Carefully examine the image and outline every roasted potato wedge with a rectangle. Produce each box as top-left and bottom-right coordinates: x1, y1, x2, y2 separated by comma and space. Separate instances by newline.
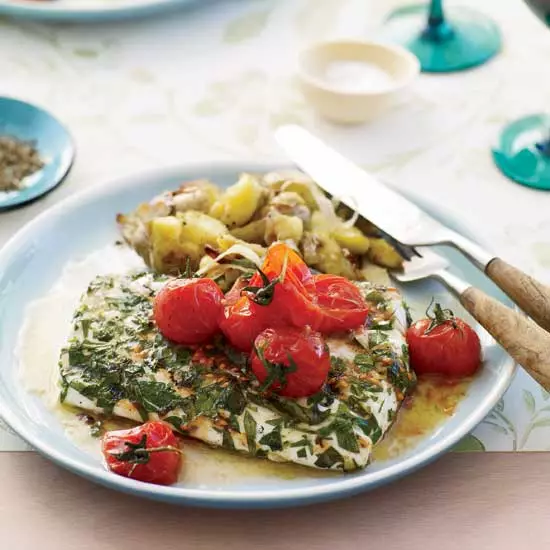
149, 216, 198, 274
209, 173, 265, 227
172, 179, 221, 214
366, 238, 404, 269
270, 191, 310, 221
301, 231, 357, 279
230, 218, 266, 244
178, 211, 228, 249
265, 211, 304, 245
148, 212, 227, 274
332, 225, 370, 255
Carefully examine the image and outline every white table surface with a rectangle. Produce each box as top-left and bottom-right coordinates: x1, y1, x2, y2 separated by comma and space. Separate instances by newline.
1, 0, 550, 452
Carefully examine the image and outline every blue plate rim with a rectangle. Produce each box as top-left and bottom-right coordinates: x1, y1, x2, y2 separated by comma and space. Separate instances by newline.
0, 0, 206, 21
0, 96, 75, 210
0, 162, 517, 508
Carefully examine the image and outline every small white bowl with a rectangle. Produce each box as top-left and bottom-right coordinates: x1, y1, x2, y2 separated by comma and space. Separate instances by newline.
297, 39, 420, 124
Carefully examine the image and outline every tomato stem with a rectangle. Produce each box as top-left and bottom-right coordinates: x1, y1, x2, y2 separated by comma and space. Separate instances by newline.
180, 257, 200, 279
424, 300, 457, 334
240, 252, 290, 306
109, 434, 183, 465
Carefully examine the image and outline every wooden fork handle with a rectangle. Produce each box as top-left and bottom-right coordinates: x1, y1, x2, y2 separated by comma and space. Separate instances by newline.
461, 286, 550, 391
486, 258, 550, 333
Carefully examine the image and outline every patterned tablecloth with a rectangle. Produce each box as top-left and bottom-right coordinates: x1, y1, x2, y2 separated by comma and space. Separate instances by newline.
1, 0, 550, 453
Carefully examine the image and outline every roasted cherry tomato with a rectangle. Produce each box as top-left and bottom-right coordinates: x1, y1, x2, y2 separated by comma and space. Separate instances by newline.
406, 302, 481, 377
251, 326, 330, 398
223, 275, 249, 308
249, 242, 315, 294
154, 277, 223, 345
220, 294, 269, 351
221, 244, 323, 350
246, 243, 322, 329
102, 421, 182, 486
313, 274, 369, 333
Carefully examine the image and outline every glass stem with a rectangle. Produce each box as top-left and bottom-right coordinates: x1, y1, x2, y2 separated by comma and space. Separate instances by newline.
427, 0, 445, 27
423, 0, 452, 42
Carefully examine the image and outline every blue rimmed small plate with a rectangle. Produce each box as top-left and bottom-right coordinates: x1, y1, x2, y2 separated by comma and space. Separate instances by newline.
0, 97, 75, 210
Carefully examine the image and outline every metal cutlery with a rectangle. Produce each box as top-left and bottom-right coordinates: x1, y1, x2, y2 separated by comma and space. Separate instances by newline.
274, 124, 550, 334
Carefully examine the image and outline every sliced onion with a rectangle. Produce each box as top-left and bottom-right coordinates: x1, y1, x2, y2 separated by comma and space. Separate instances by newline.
195, 243, 264, 277
307, 182, 339, 228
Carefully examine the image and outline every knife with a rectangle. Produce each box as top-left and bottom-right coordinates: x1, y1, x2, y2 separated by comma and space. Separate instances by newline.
274, 124, 550, 332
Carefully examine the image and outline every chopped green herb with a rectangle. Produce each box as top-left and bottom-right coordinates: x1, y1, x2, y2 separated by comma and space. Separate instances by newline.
369, 319, 393, 330
314, 447, 343, 469
81, 319, 92, 338
365, 289, 386, 304
403, 301, 413, 327
329, 355, 347, 376
222, 430, 235, 451
290, 435, 314, 454
357, 414, 382, 443
259, 425, 283, 451
128, 380, 186, 415
319, 417, 360, 453
228, 414, 240, 431
266, 418, 284, 428
368, 332, 389, 347
164, 415, 184, 431
243, 411, 257, 455
354, 354, 375, 371
253, 345, 298, 393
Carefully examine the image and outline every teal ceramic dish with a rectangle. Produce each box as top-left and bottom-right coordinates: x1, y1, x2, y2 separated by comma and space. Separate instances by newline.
0, 163, 516, 509
0, 0, 212, 21
0, 97, 74, 210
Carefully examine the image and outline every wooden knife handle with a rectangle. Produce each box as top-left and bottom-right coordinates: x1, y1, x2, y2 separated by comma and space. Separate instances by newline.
461, 286, 550, 391
486, 258, 550, 333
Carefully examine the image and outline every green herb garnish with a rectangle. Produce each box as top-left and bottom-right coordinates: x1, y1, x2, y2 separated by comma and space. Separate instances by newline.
253, 345, 298, 393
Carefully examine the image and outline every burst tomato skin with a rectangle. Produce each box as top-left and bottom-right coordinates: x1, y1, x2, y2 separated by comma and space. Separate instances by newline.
247, 242, 324, 330
102, 422, 182, 486
251, 326, 330, 398
313, 274, 369, 333
248, 242, 315, 291
220, 294, 269, 351
406, 317, 481, 377
223, 276, 249, 308
154, 278, 223, 345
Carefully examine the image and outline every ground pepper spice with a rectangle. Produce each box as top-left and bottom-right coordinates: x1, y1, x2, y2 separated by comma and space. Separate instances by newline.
0, 135, 44, 192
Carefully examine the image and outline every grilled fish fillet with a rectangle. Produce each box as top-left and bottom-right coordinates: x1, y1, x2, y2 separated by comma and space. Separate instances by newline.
59, 272, 415, 472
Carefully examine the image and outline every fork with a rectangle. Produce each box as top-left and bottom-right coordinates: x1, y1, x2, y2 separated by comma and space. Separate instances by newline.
392, 246, 550, 391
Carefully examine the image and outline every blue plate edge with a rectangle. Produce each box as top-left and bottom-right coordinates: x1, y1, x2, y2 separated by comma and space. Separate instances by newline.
0, 161, 517, 509
0, 0, 209, 21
